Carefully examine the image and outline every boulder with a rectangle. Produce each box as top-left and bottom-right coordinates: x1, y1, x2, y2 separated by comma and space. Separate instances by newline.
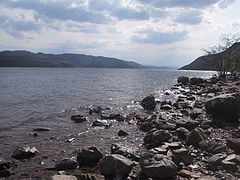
199, 140, 228, 154
71, 115, 87, 123
186, 128, 207, 145
55, 158, 78, 170
172, 148, 193, 165
176, 119, 199, 130
77, 147, 103, 167
176, 127, 190, 140
205, 93, 240, 122
190, 77, 204, 85
111, 143, 140, 161
140, 154, 178, 178
143, 128, 172, 149
99, 154, 133, 178
140, 95, 156, 110
12, 146, 38, 159
227, 138, 240, 154
177, 76, 189, 85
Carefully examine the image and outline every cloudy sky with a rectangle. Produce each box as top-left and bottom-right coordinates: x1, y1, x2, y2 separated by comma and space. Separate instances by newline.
0, 0, 240, 67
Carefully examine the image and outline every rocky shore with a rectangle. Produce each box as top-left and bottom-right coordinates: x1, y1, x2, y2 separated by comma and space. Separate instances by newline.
2, 73, 240, 180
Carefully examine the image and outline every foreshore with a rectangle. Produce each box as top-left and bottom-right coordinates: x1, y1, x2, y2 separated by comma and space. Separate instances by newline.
1, 73, 240, 180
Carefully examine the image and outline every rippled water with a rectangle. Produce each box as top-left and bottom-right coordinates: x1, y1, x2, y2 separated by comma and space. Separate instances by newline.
0, 67, 215, 129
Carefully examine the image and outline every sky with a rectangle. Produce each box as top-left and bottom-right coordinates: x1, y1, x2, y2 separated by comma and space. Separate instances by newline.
0, 0, 240, 67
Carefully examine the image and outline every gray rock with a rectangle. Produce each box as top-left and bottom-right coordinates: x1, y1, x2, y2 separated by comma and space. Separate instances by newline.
76, 174, 104, 180
221, 159, 238, 172
190, 77, 204, 85
111, 143, 140, 161
143, 128, 172, 149
33, 128, 50, 132
199, 140, 228, 154
0, 158, 11, 178
186, 127, 207, 145
177, 76, 189, 85
161, 104, 172, 110
140, 154, 178, 178
224, 154, 240, 165
138, 121, 156, 132
176, 119, 199, 130
91, 120, 111, 128
55, 158, 78, 170
12, 146, 38, 159
205, 93, 240, 122
71, 115, 87, 123
140, 95, 156, 110
190, 108, 203, 119
208, 153, 227, 168
176, 127, 190, 140
227, 138, 240, 154
99, 154, 133, 178
51, 175, 78, 180
77, 147, 103, 167
172, 148, 193, 165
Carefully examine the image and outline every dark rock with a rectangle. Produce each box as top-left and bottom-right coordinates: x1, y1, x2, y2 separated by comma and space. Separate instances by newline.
224, 154, 240, 165
143, 128, 172, 149
111, 143, 140, 161
186, 127, 207, 145
221, 159, 238, 172
71, 115, 87, 123
190, 77, 204, 85
159, 122, 177, 130
0, 169, 11, 178
140, 154, 178, 178
51, 175, 78, 180
177, 76, 189, 85
205, 93, 240, 122
138, 121, 157, 132
199, 140, 228, 154
91, 120, 111, 128
0, 158, 12, 178
99, 154, 133, 178
76, 174, 103, 180
176, 127, 190, 140
176, 119, 199, 130
108, 114, 125, 121
89, 106, 102, 115
55, 158, 78, 170
208, 153, 227, 168
172, 148, 193, 165
140, 95, 156, 110
77, 147, 103, 167
12, 146, 38, 159
33, 128, 50, 132
179, 169, 201, 179
117, 130, 128, 137
190, 108, 203, 119
227, 138, 240, 154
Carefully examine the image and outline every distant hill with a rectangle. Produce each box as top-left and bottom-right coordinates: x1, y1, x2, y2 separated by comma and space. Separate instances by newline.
180, 42, 240, 71
145, 65, 178, 70
0, 50, 144, 68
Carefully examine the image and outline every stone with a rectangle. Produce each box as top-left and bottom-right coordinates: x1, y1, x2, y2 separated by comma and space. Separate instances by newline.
190, 108, 203, 119
140, 154, 178, 178
177, 76, 189, 85
176, 127, 190, 140
172, 148, 193, 165
227, 138, 240, 154
143, 128, 172, 149
138, 122, 156, 132
12, 146, 38, 159
76, 174, 103, 180
77, 147, 103, 167
164, 142, 182, 150
208, 153, 227, 168
99, 154, 133, 178
161, 104, 172, 110
140, 95, 156, 110
91, 120, 111, 128
199, 140, 228, 154
224, 154, 240, 165
55, 158, 78, 170
176, 119, 199, 130
71, 115, 87, 123
111, 143, 140, 161
108, 114, 125, 121
0, 158, 11, 178
33, 128, 50, 132
190, 77, 204, 85
89, 106, 102, 115
221, 159, 238, 172
51, 175, 78, 180
186, 128, 207, 145
179, 169, 201, 178
118, 130, 128, 137
205, 93, 240, 122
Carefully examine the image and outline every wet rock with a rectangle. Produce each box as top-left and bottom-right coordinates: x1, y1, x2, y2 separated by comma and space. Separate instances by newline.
89, 106, 102, 115
71, 115, 87, 123
190, 77, 204, 85
77, 146, 103, 167
0, 158, 12, 178
12, 146, 38, 159
227, 138, 240, 154
33, 128, 50, 132
176, 119, 199, 130
140, 154, 178, 178
111, 143, 140, 161
199, 140, 228, 154
99, 154, 133, 179
140, 95, 156, 110
91, 120, 111, 128
172, 148, 193, 165
176, 127, 190, 140
205, 93, 240, 122
55, 158, 78, 170
177, 76, 189, 85
117, 130, 128, 137
186, 127, 207, 145
143, 128, 172, 149
51, 175, 78, 180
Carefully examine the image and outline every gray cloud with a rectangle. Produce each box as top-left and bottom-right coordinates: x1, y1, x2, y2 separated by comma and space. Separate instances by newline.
137, 0, 220, 9
174, 10, 202, 25
132, 29, 188, 45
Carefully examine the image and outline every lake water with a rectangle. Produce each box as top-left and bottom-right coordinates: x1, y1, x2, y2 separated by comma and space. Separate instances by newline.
0, 67, 215, 130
